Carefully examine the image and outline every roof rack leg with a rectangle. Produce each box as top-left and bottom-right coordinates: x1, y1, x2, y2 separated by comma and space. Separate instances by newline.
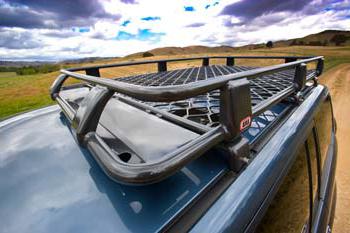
285, 57, 297, 63
220, 79, 252, 139
226, 57, 235, 66
202, 57, 209, 66
158, 61, 167, 72
294, 63, 307, 92
72, 85, 114, 143
316, 58, 324, 76
86, 68, 100, 77
293, 63, 307, 102
220, 79, 252, 171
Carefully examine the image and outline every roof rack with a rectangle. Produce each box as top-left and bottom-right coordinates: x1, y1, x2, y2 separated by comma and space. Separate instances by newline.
50, 55, 324, 185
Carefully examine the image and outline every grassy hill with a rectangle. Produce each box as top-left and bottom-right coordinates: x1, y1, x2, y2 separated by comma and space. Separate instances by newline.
126, 45, 238, 58
274, 30, 350, 47
127, 30, 350, 58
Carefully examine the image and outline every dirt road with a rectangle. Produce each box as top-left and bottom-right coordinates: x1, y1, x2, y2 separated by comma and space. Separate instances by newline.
321, 64, 350, 232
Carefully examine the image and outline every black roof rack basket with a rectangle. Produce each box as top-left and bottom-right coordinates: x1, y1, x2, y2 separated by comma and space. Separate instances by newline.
50, 55, 324, 185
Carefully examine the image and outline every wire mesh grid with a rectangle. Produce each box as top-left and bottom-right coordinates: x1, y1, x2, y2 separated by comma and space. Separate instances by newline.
117, 65, 316, 127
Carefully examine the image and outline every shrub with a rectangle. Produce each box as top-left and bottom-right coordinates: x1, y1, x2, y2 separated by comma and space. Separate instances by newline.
308, 41, 323, 46
142, 52, 154, 57
14, 64, 60, 75
266, 41, 273, 48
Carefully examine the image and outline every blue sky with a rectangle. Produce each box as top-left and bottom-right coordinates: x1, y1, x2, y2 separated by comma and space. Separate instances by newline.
0, 0, 349, 61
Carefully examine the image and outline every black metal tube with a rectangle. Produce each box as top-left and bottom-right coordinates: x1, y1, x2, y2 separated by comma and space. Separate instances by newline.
86, 126, 225, 184
67, 55, 316, 72
56, 95, 76, 121
61, 56, 323, 102
252, 86, 295, 117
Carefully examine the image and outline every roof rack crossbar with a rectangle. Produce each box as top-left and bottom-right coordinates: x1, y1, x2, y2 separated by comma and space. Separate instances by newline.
50, 55, 323, 184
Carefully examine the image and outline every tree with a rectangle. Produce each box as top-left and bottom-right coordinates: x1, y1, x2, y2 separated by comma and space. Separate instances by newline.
330, 34, 347, 46
266, 41, 273, 48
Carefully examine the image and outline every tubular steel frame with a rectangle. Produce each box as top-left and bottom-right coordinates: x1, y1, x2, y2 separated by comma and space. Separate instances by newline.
50, 55, 324, 184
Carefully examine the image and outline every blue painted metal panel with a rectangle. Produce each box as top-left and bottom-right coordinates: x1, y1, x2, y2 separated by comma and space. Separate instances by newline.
191, 86, 327, 233
0, 100, 288, 232
0, 106, 227, 233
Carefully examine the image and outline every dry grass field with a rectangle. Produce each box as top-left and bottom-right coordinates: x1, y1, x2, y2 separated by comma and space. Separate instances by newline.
1, 45, 350, 231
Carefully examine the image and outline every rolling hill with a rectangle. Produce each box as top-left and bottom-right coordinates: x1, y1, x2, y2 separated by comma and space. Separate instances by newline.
1, 30, 349, 67
127, 29, 350, 58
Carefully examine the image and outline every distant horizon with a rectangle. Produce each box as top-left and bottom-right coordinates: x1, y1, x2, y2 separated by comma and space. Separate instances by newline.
1, 26, 349, 62
0, 26, 348, 62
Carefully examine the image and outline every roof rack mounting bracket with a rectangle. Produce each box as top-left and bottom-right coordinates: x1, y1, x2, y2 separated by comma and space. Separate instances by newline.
220, 78, 252, 141
293, 63, 307, 103
72, 85, 114, 143
225, 137, 250, 171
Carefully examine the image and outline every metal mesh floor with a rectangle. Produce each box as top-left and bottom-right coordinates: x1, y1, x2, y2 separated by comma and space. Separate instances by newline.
118, 65, 316, 127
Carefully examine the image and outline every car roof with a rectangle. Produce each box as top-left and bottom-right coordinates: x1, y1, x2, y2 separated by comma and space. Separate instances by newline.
0, 106, 227, 233
0, 99, 287, 232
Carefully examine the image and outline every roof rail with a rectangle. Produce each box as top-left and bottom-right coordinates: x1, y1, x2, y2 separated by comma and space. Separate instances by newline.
50, 55, 324, 184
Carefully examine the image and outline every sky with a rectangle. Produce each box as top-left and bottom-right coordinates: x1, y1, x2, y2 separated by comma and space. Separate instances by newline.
0, 0, 349, 61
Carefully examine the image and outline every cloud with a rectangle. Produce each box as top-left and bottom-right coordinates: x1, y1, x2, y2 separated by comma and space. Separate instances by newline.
219, 0, 337, 28
0, 6, 53, 29
120, 0, 138, 4
43, 30, 80, 38
0, 29, 42, 49
186, 22, 205, 27
221, 0, 309, 19
219, 0, 348, 32
0, 0, 121, 29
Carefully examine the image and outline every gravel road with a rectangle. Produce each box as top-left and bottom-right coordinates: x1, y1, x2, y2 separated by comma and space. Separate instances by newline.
320, 64, 350, 232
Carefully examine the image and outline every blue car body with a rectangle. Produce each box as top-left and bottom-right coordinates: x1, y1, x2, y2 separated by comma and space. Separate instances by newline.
0, 77, 336, 232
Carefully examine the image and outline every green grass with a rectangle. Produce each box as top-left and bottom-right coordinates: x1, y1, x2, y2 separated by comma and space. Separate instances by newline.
0, 72, 56, 119
1, 45, 350, 120
0, 72, 17, 78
